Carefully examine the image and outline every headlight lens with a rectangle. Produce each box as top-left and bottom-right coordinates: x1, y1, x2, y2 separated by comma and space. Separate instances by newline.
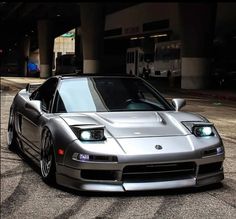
80, 131, 92, 140
182, 121, 215, 137
193, 126, 213, 137
71, 125, 106, 141
80, 129, 105, 141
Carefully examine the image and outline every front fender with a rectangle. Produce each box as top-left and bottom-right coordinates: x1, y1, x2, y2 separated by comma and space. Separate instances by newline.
43, 116, 77, 164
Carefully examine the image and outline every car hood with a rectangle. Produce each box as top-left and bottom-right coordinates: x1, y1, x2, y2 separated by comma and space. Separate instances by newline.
59, 111, 204, 138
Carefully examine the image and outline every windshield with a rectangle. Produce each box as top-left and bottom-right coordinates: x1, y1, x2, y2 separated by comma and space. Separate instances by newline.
53, 77, 172, 113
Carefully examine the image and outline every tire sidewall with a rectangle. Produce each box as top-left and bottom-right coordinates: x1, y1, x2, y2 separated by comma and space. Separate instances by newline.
7, 107, 16, 150
40, 129, 56, 184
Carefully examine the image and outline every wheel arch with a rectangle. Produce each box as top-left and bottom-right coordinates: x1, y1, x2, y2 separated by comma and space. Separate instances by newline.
41, 117, 77, 165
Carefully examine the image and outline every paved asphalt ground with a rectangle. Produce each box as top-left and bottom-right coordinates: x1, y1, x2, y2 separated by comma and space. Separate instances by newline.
1, 82, 236, 218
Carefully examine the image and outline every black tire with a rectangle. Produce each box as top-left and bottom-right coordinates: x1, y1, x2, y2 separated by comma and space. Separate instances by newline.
40, 129, 56, 184
7, 108, 18, 151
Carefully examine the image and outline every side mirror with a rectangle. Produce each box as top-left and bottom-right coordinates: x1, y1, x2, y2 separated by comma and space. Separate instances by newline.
25, 100, 43, 116
172, 98, 186, 111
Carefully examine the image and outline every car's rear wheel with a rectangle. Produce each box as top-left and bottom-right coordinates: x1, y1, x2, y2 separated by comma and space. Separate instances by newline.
40, 129, 56, 184
7, 108, 18, 151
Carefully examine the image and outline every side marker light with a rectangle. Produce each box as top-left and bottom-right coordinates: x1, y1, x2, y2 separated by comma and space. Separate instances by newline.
57, 149, 65, 156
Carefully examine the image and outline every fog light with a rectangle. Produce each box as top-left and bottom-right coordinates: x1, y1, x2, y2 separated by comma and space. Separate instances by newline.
72, 153, 90, 161
72, 153, 118, 162
216, 146, 224, 155
79, 154, 90, 161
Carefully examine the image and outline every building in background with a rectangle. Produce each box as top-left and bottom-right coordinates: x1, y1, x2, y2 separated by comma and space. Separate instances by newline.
53, 29, 75, 73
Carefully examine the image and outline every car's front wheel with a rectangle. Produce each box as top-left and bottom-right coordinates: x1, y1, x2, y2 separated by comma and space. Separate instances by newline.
40, 129, 56, 184
7, 108, 18, 151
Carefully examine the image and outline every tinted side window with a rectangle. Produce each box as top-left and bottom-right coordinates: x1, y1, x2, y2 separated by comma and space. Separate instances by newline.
31, 78, 58, 112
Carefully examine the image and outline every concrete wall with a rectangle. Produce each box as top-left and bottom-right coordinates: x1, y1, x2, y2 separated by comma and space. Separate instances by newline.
105, 2, 236, 39
105, 3, 180, 39
103, 3, 181, 74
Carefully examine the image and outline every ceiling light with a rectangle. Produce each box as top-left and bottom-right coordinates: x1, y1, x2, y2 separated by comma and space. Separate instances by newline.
150, 34, 168, 38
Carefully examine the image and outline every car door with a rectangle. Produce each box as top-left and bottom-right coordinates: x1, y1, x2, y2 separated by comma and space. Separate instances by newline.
21, 78, 58, 160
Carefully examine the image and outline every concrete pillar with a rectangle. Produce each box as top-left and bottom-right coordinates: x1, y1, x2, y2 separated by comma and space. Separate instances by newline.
75, 27, 83, 72
80, 3, 105, 73
18, 36, 30, 77
37, 19, 54, 78
75, 28, 82, 57
179, 3, 217, 89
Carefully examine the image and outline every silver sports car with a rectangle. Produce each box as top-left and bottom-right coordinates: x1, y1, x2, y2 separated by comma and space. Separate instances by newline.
7, 75, 225, 192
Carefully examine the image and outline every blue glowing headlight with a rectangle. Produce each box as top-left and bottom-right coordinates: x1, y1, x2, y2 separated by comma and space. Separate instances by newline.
193, 126, 213, 137
80, 131, 91, 141
182, 121, 215, 137
71, 125, 106, 141
80, 129, 105, 141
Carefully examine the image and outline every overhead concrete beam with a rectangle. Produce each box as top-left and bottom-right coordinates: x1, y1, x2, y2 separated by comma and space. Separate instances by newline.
1, 3, 23, 21
21, 3, 41, 18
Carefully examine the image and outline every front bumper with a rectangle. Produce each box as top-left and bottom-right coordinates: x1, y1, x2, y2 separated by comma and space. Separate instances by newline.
56, 154, 224, 192
56, 172, 224, 192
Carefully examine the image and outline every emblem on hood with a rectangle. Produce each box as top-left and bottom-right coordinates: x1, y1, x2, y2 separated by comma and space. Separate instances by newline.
155, 145, 163, 150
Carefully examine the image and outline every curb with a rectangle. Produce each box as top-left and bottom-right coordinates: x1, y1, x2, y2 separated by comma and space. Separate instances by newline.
0, 84, 10, 91
156, 87, 236, 102
179, 90, 236, 102
1, 79, 27, 91
0, 77, 45, 91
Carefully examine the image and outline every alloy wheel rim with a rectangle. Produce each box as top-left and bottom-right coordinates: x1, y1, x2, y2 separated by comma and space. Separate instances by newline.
41, 134, 53, 178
